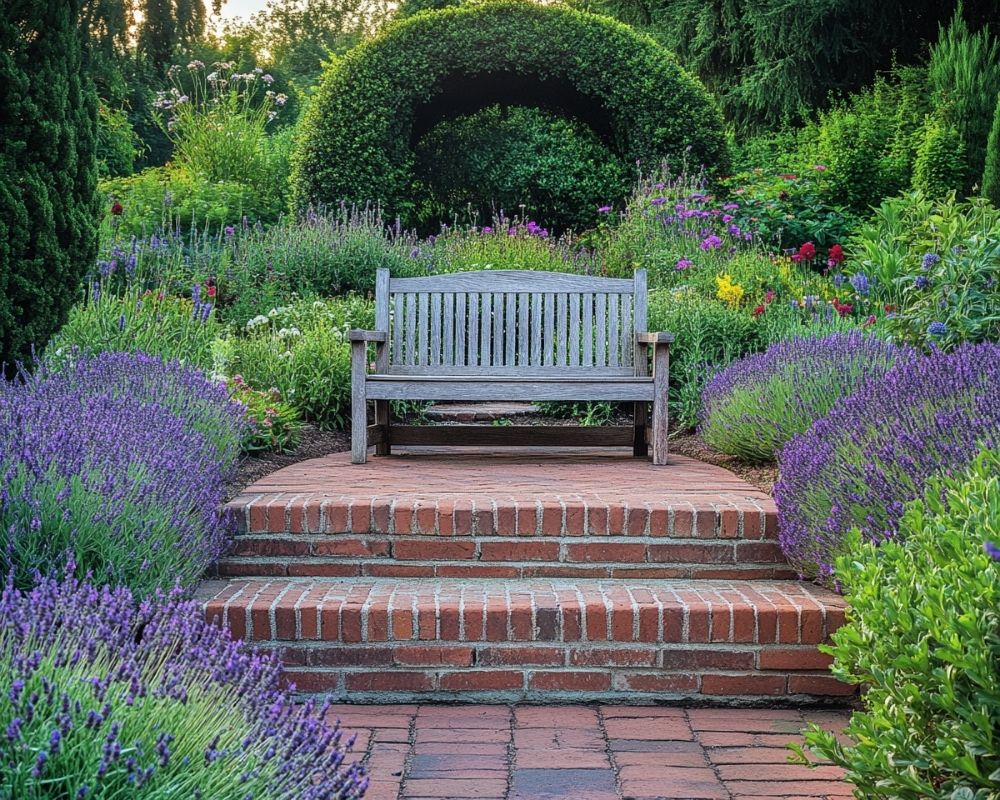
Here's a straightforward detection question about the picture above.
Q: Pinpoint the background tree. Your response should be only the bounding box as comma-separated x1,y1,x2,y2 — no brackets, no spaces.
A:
1,0,99,374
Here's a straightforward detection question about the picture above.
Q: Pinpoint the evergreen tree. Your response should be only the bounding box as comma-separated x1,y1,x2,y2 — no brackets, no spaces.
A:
984,93,1000,204
0,0,99,374
138,0,177,72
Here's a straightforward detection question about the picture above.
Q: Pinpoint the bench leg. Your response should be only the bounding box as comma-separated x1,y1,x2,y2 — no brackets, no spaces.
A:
375,400,391,456
351,341,368,464
651,342,670,466
633,401,648,457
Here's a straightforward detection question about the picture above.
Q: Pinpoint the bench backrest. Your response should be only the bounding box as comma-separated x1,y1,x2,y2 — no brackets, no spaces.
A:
374,268,647,376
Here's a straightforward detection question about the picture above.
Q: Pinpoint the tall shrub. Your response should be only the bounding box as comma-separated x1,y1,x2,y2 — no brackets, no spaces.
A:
928,7,1000,192
984,91,1000,204
911,114,967,197
0,0,99,374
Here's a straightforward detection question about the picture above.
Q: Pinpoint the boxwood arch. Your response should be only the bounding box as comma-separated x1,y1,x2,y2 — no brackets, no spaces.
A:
291,1,730,218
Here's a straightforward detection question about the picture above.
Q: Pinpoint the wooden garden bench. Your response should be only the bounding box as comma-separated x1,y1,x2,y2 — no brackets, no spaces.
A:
348,268,672,464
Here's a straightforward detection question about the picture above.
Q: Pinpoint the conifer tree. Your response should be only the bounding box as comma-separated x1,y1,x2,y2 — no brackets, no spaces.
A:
984,93,1000,204
0,0,99,374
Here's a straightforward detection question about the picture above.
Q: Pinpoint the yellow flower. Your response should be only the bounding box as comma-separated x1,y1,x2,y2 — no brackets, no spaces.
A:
715,273,745,309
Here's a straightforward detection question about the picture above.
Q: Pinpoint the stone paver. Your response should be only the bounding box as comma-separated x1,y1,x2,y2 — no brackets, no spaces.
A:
328,704,851,800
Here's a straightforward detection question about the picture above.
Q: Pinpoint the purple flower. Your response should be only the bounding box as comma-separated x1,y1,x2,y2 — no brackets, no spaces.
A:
922,253,941,269
597,205,612,213
699,235,723,251
985,541,1000,560
914,275,930,289
224,225,235,238
650,198,666,206
928,321,948,337
675,259,693,270
849,272,871,296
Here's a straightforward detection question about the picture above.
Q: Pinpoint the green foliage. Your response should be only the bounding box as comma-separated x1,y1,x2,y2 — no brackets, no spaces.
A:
47,286,223,372
292,0,729,225
804,448,1000,799
221,296,375,430
983,92,1000,204
0,1,99,375
226,374,305,454
536,401,617,426
912,114,968,198
928,6,1000,193
413,105,631,233
97,103,143,178
849,192,1000,347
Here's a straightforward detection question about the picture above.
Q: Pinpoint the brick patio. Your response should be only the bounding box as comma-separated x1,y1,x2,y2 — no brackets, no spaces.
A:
331,703,852,800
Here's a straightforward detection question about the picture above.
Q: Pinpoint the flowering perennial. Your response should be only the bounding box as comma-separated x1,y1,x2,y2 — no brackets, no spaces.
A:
0,573,367,799
0,352,247,595
699,332,912,463
775,342,1000,581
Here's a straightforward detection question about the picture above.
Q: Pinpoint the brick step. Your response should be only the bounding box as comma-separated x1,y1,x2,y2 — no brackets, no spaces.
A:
200,577,850,704
425,402,540,422
216,533,792,579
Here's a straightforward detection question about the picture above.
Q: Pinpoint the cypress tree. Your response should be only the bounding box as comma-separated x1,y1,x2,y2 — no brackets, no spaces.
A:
0,0,99,374
984,93,1000,204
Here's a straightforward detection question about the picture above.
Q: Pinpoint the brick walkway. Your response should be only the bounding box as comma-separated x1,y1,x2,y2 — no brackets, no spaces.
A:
331,704,851,800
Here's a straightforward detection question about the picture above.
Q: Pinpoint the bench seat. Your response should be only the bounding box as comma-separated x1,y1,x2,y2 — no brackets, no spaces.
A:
366,374,655,402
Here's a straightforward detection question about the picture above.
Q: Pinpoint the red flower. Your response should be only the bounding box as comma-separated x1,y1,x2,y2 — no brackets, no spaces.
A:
828,243,844,264
883,304,896,313
832,299,853,318
781,174,798,180
752,304,766,318
764,290,776,304
791,253,803,263
206,285,217,298
110,202,124,216
798,242,816,261
861,314,877,328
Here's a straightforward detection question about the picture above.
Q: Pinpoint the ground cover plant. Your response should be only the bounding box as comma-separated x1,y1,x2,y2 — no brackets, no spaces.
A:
699,332,913,463
803,447,1000,798
0,572,368,799
0,352,245,595
775,342,1000,581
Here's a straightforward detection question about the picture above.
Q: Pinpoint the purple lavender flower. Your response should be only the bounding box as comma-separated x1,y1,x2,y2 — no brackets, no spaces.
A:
775,343,1000,581
914,274,930,289
597,205,612,213
849,272,871,296
699,235,723,251
985,541,1000,560
0,574,367,798
927,321,948,338
922,253,940,270
675,259,693,270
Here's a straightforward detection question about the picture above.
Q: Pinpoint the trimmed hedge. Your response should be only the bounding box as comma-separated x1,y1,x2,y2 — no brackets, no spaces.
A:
292,0,729,221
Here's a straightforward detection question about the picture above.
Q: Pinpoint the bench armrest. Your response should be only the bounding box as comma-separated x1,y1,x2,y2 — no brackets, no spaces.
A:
636,331,674,344
347,329,388,343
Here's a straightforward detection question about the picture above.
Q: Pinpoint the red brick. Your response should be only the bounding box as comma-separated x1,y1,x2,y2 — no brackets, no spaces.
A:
393,539,476,561
758,648,834,671
528,671,611,691
569,648,656,667
287,562,359,577
312,538,390,558
480,541,560,561
233,538,309,557
736,542,786,563
719,507,740,538
540,500,563,535
439,670,523,691
648,543,734,564
614,672,700,693
787,674,855,696
345,671,433,692
394,646,474,667
309,647,392,667
325,502,350,534
414,500,437,534
701,674,787,696
587,502,609,535
217,560,289,577
478,646,565,666
495,502,517,535
566,543,647,563
660,649,755,670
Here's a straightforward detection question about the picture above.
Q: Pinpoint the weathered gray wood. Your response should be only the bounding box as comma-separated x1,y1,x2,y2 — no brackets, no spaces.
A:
390,425,634,447
517,292,529,366
609,295,620,368
582,293,593,367
632,269,648,332
430,293,442,367
620,294,631,367
351,340,369,463
442,293,454,367
468,293,479,366
375,269,390,373
505,293,516,366
392,293,403,365
543,293,555,367
391,270,633,293
633,401,648,457
382,365,633,377
374,402,390,456
367,377,654,402
416,292,429,366
531,295,542,366
492,293,503,367
569,293,580,366
636,332,675,343
596,293,607,367
556,293,568,366
347,329,388,342
480,292,492,367
652,342,670,465
455,294,466,366
405,294,416,366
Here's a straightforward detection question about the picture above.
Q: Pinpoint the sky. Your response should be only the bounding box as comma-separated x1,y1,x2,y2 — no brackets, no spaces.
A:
210,0,271,21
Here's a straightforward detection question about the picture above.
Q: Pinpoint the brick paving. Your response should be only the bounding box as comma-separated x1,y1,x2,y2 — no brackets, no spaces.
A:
330,704,852,800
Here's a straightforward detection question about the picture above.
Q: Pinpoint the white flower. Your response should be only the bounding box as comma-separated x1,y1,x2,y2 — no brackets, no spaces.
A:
313,300,326,309
246,314,270,330
262,74,274,84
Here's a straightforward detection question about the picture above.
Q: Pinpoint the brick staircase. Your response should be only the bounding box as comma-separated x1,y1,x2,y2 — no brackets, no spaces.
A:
200,449,850,704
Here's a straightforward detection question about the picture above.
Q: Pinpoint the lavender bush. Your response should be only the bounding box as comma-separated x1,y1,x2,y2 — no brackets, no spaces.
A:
775,342,1000,581
0,352,246,595
0,573,367,799
699,332,913,463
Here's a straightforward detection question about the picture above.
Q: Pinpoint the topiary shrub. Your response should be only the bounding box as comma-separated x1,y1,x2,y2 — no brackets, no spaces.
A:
0,352,247,596
0,1,99,375
699,332,913,463
413,104,631,232
775,342,1000,581
804,447,1000,798
912,114,967,198
292,0,729,224
0,573,367,799
984,90,1000,204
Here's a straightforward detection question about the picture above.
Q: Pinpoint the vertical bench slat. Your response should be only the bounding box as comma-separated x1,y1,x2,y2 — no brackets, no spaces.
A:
392,292,403,365
595,293,607,367
442,292,454,367
633,269,647,370
569,293,581,366
418,292,430,366
543,292,555,366
479,292,492,367
556,293,568,366
467,293,479,366
620,294,632,366
430,293,442,367
505,293,517,366
454,293,466,367
609,294,620,367
375,269,390,373
531,294,542,366
492,293,504,367
405,293,417,366
582,293,593,367
517,292,529,366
